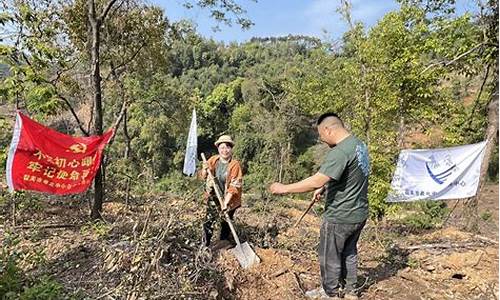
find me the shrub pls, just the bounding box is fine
[0,233,65,300]
[18,277,63,300]
[399,201,449,231]
[480,210,492,221]
[154,171,196,196]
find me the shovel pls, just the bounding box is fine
[294,190,323,227]
[201,153,260,269]
[294,195,317,227]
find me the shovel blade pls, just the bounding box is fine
[230,242,260,269]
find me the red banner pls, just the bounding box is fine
[6,112,114,195]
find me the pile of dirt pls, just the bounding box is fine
[217,247,318,299]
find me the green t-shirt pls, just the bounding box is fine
[318,135,370,223]
[215,160,228,194]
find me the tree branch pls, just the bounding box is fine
[103,43,145,82]
[145,99,182,124]
[88,0,97,25]
[107,99,129,145]
[99,0,120,22]
[420,42,484,75]
[50,59,81,85]
[465,64,491,130]
[17,43,89,136]
[113,100,128,129]
[87,96,95,134]
[56,91,90,136]
[401,241,487,251]
[1,223,82,230]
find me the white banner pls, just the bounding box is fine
[387,141,487,202]
[182,109,197,176]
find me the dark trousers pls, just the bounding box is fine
[202,198,236,247]
[319,219,366,296]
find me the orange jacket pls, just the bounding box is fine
[200,155,243,210]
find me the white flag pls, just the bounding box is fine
[183,109,197,176]
[387,141,487,202]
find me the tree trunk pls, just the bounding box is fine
[278,143,284,182]
[479,98,499,191]
[123,109,132,159]
[123,109,132,206]
[89,0,104,220]
[465,82,498,231]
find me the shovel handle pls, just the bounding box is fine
[201,153,225,208]
[201,153,242,246]
[294,194,317,227]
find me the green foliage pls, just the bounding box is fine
[422,201,449,219]
[81,221,111,238]
[480,210,492,221]
[292,147,317,182]
[17,277,63,300]
[0,250,23,299]
[1,0,496,223]
[399,201,449,231]
[402,212,436,230]
[15,194,43,214]
[0,1,73,116]
[283,2,495,219]
[0,117,11,174]
[154,172,197,196]
[406,257,421,269]
[182,0,255,30]
[198,78,244,140]
[0,232,63,300]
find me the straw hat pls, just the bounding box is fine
[214,135,235,147]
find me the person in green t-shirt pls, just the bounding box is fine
[270,112,369,300]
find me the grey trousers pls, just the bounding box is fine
[319,219,366,296]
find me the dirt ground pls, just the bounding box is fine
[215,182,499,300]
[0,183,498,299]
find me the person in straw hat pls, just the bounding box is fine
[199,134,243,248]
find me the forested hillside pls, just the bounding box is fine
[0,0,498,299]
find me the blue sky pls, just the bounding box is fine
[151,0,479,43]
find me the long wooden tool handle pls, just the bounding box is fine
[201,153,242,246]
[294,195,317,227]
[201,153,225,208]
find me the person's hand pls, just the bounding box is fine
[313,186,325,202]
[221,193,231,211]
[201,162,209,178]
[205,177,215,193]
[269,182,288,195]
